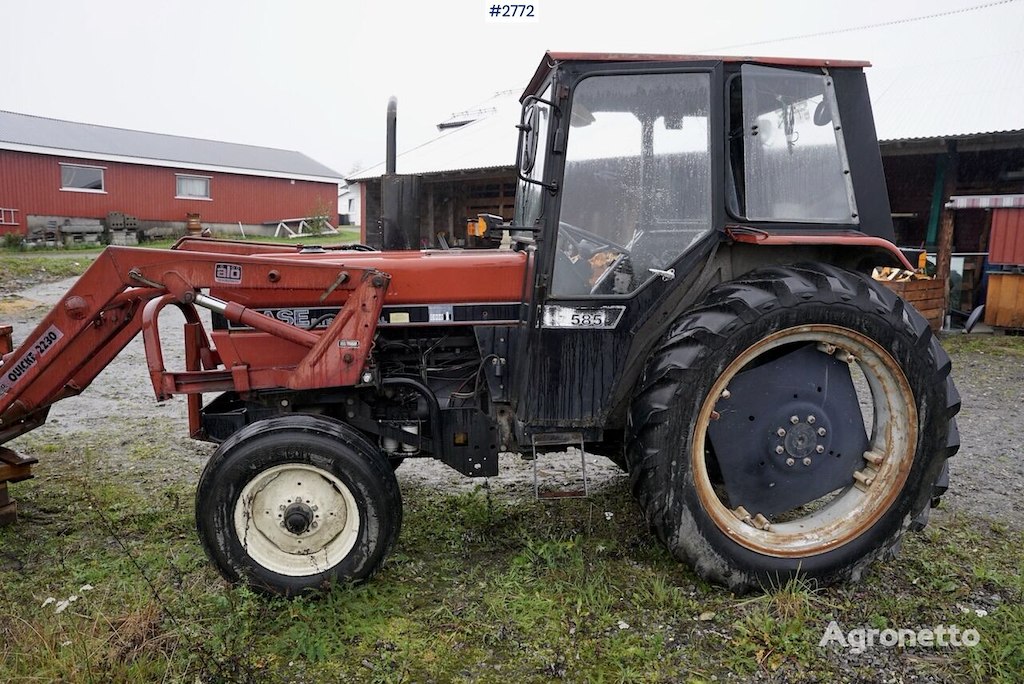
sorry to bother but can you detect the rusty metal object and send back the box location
[0,325,12,355]
[691,325,918,559]
[0,447,38,526]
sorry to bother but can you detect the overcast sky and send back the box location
[3,0,1022,178]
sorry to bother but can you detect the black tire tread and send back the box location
[626,263,960,592]
[195,414,402,596]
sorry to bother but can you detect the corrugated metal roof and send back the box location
[869,48,1024,142]
[0,110,342,182]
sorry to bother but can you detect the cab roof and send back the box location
[523,51,871,100]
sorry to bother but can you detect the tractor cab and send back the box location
[514,53,892,295]
[504,53,899,440]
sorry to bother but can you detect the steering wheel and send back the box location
[555,220,639,296]
[558,221,630,254]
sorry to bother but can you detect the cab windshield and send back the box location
[552,72,713,297]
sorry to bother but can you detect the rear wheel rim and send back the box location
[692,325,918,558]
[233,463,361,576]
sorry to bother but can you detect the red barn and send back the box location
[0,111,341,239]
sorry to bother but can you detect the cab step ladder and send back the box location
[531,432,589,499]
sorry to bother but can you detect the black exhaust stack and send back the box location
[386,96,397,175]
[377,96,420,250]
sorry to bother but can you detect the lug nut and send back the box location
[776,428,787,437]
[721,389,731,399]
[816,445,825,454]
[790,415,800,424]
[817,427,827,436]
[311,522,318,529]
[786,458,795,466]
[807,415,816,424]
[803,457,812,466]
[775,446,785,454]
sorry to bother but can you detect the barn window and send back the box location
[60,163,105,192]
[176,174,211,199]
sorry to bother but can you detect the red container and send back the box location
[990,208,1024,266]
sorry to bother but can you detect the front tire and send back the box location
[627,264,960,592]
[196,414,402,596]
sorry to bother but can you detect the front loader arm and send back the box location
[0,245,389,446]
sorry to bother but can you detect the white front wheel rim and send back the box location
[233,463,361,576]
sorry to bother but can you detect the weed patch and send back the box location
[0,452,1021,682]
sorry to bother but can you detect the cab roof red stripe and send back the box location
[524,51,870,100]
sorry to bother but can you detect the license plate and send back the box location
[541,305,624,329]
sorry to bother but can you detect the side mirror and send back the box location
[518,104,540,174]
[813,99,832,126]
[515,95,559,192]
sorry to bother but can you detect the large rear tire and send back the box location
[196,414,402,596]
[627,264,960,592]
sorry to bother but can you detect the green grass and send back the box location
[0,229,362,292]
[141,228,362,250]
[941,333,1024,357]
[0,255,95,291]
[1,443,1021,683]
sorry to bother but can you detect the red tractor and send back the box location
[0,52,959,595]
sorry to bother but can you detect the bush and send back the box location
[2,232,26,251]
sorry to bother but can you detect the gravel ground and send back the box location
[2,276,1021,530]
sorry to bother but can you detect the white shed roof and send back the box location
[348,92,521,181]
[869,48,1024,142]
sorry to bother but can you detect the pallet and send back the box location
[878,279,945,331]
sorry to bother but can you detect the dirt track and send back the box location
[3,277,1022,530]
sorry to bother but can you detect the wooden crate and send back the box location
[985,272,1024,329]
[878,278,945,331]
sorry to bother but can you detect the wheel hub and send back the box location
[707,343,870,516]
[773,411,830,467]
[783,421,817,458]
[233,463,360,576]
[283,502,315,535]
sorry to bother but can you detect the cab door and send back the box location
[517,67,718,433]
